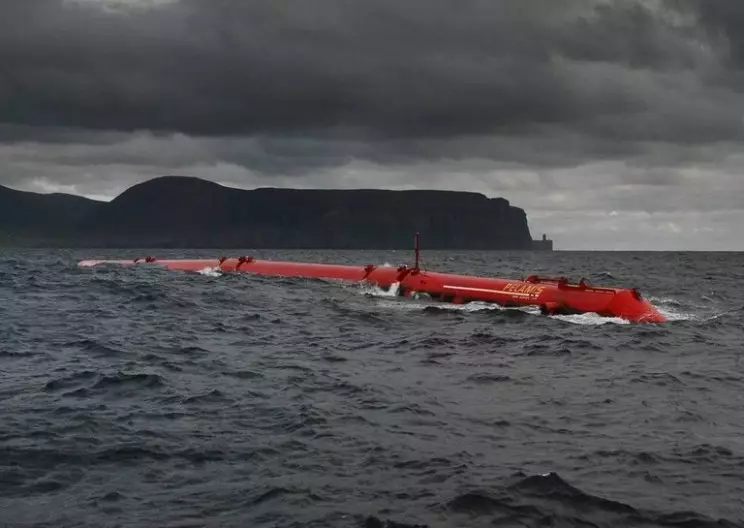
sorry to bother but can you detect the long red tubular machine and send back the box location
[77,233,667,323]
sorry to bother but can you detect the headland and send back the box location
[0,176,553,250]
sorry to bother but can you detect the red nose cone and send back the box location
[604,290,667,323]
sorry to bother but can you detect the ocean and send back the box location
[1,248,743,527]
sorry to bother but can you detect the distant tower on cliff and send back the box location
[532,233,554,251]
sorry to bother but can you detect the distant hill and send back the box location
[0,184,104,245]
[0,175,547,249]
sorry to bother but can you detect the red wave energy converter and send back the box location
[77,233,667,323]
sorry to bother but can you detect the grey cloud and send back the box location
[0,0,737,144]
[681,0,744,65]
[0,122,720,181]
[527,209,742,251]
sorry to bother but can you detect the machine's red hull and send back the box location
[78,256,667,323]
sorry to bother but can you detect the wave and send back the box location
[440,472,743,528]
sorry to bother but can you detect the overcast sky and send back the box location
[1,0,743,250]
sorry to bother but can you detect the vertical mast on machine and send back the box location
[414,231,420,272]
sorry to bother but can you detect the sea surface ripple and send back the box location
[1,248,743,527]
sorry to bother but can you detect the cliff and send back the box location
[0,175,542,249]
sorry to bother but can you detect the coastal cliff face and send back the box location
[0,176,536,249]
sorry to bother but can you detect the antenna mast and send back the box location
[414,232,420,271]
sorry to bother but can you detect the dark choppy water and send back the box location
[2,248,744,527]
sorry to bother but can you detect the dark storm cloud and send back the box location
[678,0,744,66]
[1,0,738,146]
